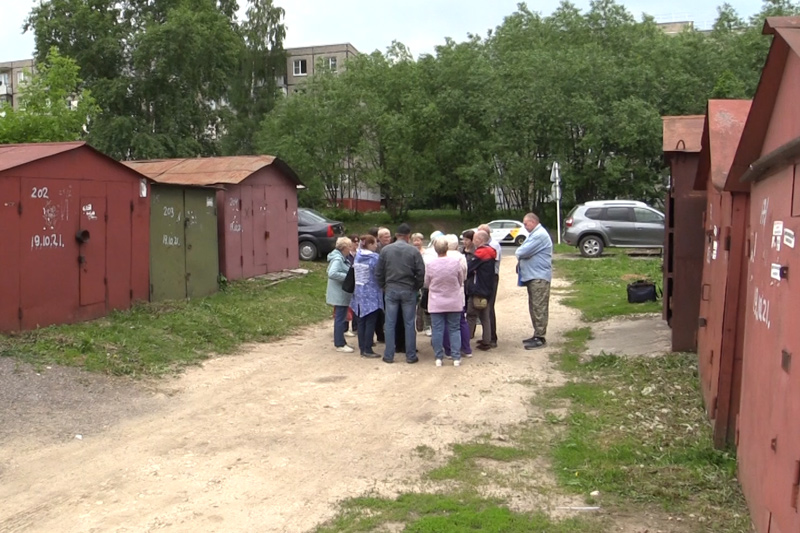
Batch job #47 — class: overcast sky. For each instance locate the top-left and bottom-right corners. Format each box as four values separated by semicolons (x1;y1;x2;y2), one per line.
1;0;766;63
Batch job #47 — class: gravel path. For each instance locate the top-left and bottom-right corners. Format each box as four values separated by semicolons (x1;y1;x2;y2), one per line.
0;256;581;532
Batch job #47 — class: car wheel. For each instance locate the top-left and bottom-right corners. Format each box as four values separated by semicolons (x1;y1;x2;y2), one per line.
299;241;318;261
578;235;604;258
514;234;526;246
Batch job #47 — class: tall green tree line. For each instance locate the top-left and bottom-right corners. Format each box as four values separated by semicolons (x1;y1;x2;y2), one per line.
260;0;799;218
23;0;286;160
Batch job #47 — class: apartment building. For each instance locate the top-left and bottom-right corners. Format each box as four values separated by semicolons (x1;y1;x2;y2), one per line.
0;58;34;109
281;43;359;94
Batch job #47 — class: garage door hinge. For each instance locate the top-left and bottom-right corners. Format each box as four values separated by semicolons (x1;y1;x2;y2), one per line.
18;307;22;320
17;202;22;215
104;213;108;222
130;289;133;299
130;200;134;212
724;235;731;251
240;256;244;266
104;277;108;285
285;248;288;258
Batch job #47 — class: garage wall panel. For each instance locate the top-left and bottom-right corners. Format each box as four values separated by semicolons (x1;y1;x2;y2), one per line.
0;178;20;331
184;189;219;299
19;178;79;329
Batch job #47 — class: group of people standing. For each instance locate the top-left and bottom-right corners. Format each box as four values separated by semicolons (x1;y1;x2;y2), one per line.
325;213;553;366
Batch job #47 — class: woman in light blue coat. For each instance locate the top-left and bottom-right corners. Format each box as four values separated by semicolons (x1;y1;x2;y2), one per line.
327;237;354;353
349;235;383;358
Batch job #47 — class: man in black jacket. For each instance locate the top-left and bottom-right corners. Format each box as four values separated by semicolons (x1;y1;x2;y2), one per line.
375;223;426;364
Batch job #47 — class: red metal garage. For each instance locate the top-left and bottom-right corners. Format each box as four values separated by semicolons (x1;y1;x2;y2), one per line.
126;156;302;281
0;142;150;332
662;115;705;352
726;17;800;533
693;99;751;448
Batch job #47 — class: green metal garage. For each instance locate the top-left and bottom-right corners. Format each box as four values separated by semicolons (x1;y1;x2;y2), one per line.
148;183;219;302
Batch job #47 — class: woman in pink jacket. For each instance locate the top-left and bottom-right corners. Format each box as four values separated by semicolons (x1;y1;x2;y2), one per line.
424;236;465;367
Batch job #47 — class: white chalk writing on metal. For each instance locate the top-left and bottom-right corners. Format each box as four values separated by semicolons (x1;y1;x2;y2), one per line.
30;187;49;199
753;287;771;329
30;233;64;250
162;235;181;246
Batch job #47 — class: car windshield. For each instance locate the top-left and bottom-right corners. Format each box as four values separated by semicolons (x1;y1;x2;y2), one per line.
299;209;328;224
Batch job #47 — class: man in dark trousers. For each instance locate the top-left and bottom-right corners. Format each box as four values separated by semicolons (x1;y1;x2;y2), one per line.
478;223;501;348
375;223;425;364
466;230;497;351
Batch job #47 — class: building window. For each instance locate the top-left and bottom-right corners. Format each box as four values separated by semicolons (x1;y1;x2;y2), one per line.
326;57;337;71
17;71;26;84
293;59;307;76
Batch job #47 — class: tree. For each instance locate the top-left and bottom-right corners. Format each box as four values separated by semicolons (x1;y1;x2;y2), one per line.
255;0;777;216
0;47;99;144
26;0;250;159
221;0;287;155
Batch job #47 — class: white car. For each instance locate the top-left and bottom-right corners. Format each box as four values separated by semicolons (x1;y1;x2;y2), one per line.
463;219;529;246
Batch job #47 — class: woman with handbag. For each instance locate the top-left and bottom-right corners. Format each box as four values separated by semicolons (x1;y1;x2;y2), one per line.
466;230;497;351
327;237;355;353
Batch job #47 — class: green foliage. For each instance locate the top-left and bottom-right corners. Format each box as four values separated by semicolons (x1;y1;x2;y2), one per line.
554;254;663;320
257;1;788;217
0;47;99;143
0;266;329;377
25;0;286;159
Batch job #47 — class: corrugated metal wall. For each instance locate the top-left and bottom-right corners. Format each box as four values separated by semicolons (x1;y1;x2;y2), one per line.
663;153;705;352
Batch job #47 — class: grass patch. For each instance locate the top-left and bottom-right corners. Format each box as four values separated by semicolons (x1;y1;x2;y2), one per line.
427;441;529;483
543;330;751;532
554;254;662;321
315;492;603;533
0;264;330;377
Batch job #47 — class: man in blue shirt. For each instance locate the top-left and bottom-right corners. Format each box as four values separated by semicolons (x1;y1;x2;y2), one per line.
515;213;553;349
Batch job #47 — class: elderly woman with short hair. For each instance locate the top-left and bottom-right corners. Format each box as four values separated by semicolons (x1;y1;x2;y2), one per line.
442;234;472;360
327;236;354;353
350;235;383;358
424;236;465;367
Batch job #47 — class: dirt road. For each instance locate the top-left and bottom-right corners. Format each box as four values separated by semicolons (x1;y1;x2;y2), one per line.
0;255;581;533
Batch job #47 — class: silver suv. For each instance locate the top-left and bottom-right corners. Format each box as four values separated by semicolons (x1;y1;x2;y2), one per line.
562;200;665;257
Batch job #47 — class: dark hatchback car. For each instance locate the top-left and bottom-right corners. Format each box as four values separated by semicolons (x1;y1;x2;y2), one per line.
298;208;345;261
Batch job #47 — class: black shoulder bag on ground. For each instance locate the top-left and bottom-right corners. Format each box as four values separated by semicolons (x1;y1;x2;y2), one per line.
626;280;660;303
342;266;355;294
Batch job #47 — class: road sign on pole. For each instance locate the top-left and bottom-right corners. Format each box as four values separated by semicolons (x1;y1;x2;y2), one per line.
550;161;560;183
551;183;562;201
551;162;562;244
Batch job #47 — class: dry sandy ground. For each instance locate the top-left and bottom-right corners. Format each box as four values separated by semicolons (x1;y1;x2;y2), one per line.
0;255;649;533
